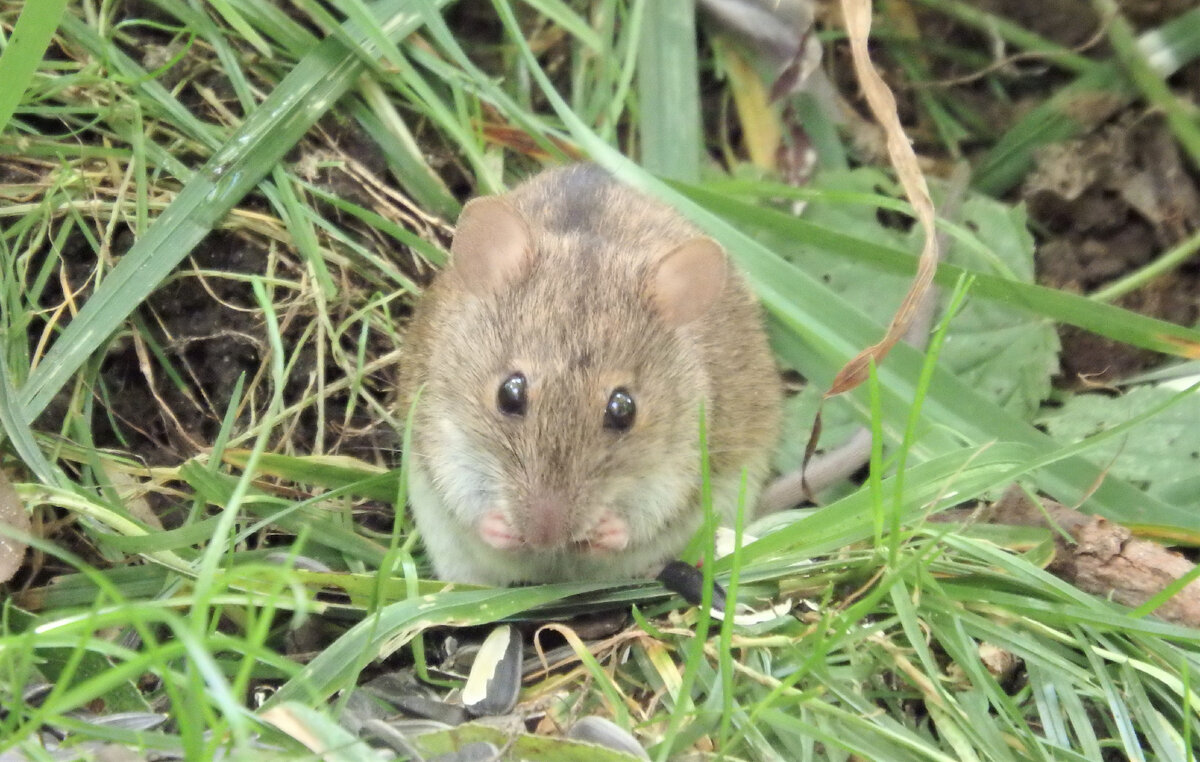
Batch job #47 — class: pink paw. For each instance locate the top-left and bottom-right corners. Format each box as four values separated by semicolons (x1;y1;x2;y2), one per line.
478;510;522;550
584;510;629;552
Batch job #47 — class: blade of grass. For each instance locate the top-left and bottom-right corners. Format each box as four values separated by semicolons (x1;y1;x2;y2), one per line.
0;0;71;133
680;182;1200;358
1093;0;1200;171
911;0;1099;76
265;584;598;706
352;83;459;220
1090;227;1200;303
0;355;64;487
523;0;604;52
637;0;701;181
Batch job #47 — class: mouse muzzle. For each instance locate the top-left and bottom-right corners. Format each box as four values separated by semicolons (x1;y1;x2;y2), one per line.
522;491;571;549
476;491;571;551
477;492;631;554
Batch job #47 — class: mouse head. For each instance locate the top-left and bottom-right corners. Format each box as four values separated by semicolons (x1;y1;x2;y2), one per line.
415;193;730;559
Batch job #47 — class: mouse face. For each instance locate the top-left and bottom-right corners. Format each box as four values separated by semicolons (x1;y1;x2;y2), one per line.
409;223;716;581
399;165;781;585
431;253;706;538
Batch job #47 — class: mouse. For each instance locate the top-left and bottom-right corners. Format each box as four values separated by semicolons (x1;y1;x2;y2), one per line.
397;164;782;585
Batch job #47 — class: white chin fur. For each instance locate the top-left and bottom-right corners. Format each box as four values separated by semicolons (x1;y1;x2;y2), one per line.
407;427;758;585
408;458;703;585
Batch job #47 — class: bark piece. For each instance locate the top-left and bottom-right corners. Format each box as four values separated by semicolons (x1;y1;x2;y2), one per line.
985;486;1200;628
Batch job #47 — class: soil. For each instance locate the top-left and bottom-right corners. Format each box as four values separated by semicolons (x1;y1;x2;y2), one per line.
22;125;420;476
1023;113;1200;384
876;1;1200;388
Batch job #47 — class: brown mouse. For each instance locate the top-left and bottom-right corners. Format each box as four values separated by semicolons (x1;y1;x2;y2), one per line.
397;164;781;585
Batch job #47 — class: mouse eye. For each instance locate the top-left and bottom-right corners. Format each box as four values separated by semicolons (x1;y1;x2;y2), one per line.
497;372;528;416
604;388;636;431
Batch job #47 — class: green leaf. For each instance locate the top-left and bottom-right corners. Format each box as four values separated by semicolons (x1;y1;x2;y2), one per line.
763;169;1058;472
1038;383;1200;507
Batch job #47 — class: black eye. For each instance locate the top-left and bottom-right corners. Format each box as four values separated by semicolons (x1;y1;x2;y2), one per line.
604;388;636;431
497;372;527;416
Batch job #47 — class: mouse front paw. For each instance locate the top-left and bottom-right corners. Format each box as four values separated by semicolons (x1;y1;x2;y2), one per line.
581;509;629;553
477;509;523;550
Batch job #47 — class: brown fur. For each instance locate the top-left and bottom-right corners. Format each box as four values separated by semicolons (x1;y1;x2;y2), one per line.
397;164;781;584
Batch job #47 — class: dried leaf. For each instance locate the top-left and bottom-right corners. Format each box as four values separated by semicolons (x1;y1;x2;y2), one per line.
829;0;939;396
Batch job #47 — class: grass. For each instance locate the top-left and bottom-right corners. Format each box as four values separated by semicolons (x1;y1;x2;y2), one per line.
1;0;1200;759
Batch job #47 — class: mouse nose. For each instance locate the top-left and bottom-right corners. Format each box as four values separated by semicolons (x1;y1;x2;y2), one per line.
523;491;571;549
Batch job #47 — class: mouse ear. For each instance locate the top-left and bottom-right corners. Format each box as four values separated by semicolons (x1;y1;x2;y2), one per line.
451;197;533;295
649;236;728;326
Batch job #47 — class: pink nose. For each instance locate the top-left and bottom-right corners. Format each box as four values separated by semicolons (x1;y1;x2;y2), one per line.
523;492;571;549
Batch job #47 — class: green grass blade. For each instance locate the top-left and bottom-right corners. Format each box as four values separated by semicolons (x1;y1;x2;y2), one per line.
57;12;220;152
523;0;604;51
637;0;701;181
0;355;61;486
0;0;71;133
265;585;594;706
682;183;1200;357
1095;0;1200;171
352;84;459;220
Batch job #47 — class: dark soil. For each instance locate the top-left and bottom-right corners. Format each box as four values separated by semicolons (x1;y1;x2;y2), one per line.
25;121;420;470
885;1;1200;387
1024;114;1200;385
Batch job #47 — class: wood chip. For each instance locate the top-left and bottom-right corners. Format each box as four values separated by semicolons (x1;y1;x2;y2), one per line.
984;486;1200;627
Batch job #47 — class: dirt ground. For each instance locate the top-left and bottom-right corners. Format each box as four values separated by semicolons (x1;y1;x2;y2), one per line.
930;0;1200;385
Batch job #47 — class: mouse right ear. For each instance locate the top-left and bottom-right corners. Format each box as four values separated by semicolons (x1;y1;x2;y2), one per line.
451;197;533;295
649;236;728;326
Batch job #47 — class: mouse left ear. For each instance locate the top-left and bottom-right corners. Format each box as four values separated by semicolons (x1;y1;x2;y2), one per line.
451;197;533;295
649;236;728;326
